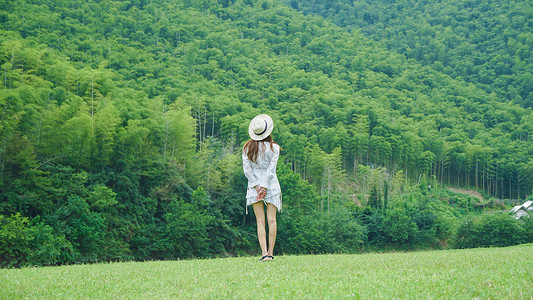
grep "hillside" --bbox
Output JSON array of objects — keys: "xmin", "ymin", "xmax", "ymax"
[
  {"xmin": 287, "ymin": 0, "xmax": 533, "ymax": 199},
  {"xmin": 0, "ymin": 0, "xmax": 532, "ymax": 266},
  {"xmin": 288, "ymin": 0, "xmax": 532, "ymax": 108}
]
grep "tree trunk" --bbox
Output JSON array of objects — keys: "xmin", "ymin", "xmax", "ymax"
[
  {"xmin": 163, "ymin": 105, "xmax": 168, "ymax": 157},
  {"xmin": 493, "ymin": 166, "xmax": 497, "ymax": 197},
  {"xmin": 475, "ymin": 160, "xmax": 479, "ymax": 190},
  {"xmin": 353, "ymin": 153, "xmax": 358, "ymax": 176},
  {"xmin": 91, "ymin": 75, "xmax": 94, "ymax": 135},
  {"xmin": 203, "ymin": 107, "xmax": 207, "ymax": 143},
  {"xmin": 320, "ymin": 167, "xmax": 326, "ymax": 212},
  {"xmin": 327, "ymin": 167, "xmax": 331, "ymax": 213},
  {"xmin": 509, "ymin": 178, "xmax": 512, "ymax": 199},
  {"xmin": 500, "ymin": 177, "xmax": 505, "ymax": 198},
  {"xmin": 448, "ymin": 162, "xmax": 452, "ymax": 185},
  {"xmin": 517, "ymin": 174, "xmax": 521, "ymax": 199},
  {"xmin": 212, "ymin": 112, "xmax": 215, "ymax": 137}
]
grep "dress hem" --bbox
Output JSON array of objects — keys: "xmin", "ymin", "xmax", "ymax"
[{"xmin": 245, "ymin": 193, "xmax": 282, "ymax": 214}]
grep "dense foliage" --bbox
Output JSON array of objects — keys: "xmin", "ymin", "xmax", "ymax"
[
  {"xmin": 453, "ymin": 212, "xmax": 528, "ymax": 248},
  {"xmin": 0, "ymin": 0, "xmax": 531, "ymax": 266},
  {"xmin": 288, "ymin": 0, "xmax": 533, "ymax": 199},
  {"xmin": 288, "ymin": 0, "xmax": 532, "ymax": 108}
]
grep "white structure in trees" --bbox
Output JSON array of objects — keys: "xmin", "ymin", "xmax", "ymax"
[{"xmin": 510, "ymin": 200, "xmax": 533, "ymax": 219}]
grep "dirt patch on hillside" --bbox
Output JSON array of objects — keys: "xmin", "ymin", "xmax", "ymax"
[{"xmin": 448, "ymin": 187, "xmax": 484, "ymax": 202}]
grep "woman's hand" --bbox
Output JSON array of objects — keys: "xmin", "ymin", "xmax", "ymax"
[{"xmin": 255, "ymin": 186, "xmax": 267, "ymax": 201}]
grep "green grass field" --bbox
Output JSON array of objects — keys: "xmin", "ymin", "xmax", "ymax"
[{"xmin": 2, "ymin": 244, "xmax": 532, "ymax": 299}]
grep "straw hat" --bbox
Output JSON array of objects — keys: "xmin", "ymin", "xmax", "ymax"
[{"xmin": 248, "ymin": 114, "xmax": 274, "ymax": 141}]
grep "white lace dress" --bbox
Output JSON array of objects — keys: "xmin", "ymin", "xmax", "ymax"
[{"xmin": 242, "ymin": 142, "xmax": 282, "ymax": 213}]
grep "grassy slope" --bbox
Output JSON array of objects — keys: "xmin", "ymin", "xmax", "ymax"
[{"xmin": 2, "ymin": 244, "xmax": 532, "ymax": 299}]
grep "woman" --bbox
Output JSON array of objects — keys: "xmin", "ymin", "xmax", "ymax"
[{"xmin": 242, "ymin": 114, "xmax": 282, "ymax": 262}]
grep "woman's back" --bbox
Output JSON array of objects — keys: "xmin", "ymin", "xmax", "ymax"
[{"xmin": 246, "ymin": 142, "xmax": 280, "ymax": 169}]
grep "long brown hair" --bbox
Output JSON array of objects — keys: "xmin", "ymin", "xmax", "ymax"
[{"xmin": 243, "ymin": 135, "xmax": 280, "ymax": 163}]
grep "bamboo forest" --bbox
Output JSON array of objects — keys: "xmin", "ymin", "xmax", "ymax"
[{"xmin": 1, "ymin": 0, "xmax": 532, "ymax": 267}]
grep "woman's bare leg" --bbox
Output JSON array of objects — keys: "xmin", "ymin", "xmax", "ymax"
[
  {"xmin": 266, "ymin": 203, "xmax": 277, "ymax": 257},
  {"xmin": 252, "ymin": 201, "xmax": 268, "ymax": 258}
]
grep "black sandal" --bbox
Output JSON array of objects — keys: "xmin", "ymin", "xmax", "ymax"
[
  {"xmin": 259, "ymin": 255, "xmax": 269, "ymax": 261},
  {"xmin": 268, "ymin": 256, "xmax": 274, "ymax": 260}
]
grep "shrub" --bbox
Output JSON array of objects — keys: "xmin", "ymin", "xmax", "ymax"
[
  {"xmin": 278, "ymin": 209, "xmax": 366, "ymax": 254},
  {"xmin": 520, "ymin": 214, "xmax": 533, "ymax": 243},
  {"xmin": 164, "ymin": 199, "xmax": 214, "ymax": 259},
  {"xmin": 361, "ymin": 210, "xmax": 387, "ymax": 247},
  {"xmin": 453, "ymin": 213, "xmax": 526, "ymax": 248},
  {"xmin": 54, "ymin": 195, "xmax": 106, "ymax": 262},
  {"xmin": 0, "ymin": 213, "xmax": 74, "ymax": 267},
  {"xmin": 383, "ymin": 208, "xmax": 419, "ymax": 245}
]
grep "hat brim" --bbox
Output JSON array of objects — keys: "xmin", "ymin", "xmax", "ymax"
[{"xmin": 248, "ymin": 114, "xmax": 274, "ymax": 141}]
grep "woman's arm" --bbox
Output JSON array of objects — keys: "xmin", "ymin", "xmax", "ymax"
[{"xmin": 242, "ymin": 150, "xmax": 258, "ymax": 187}]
